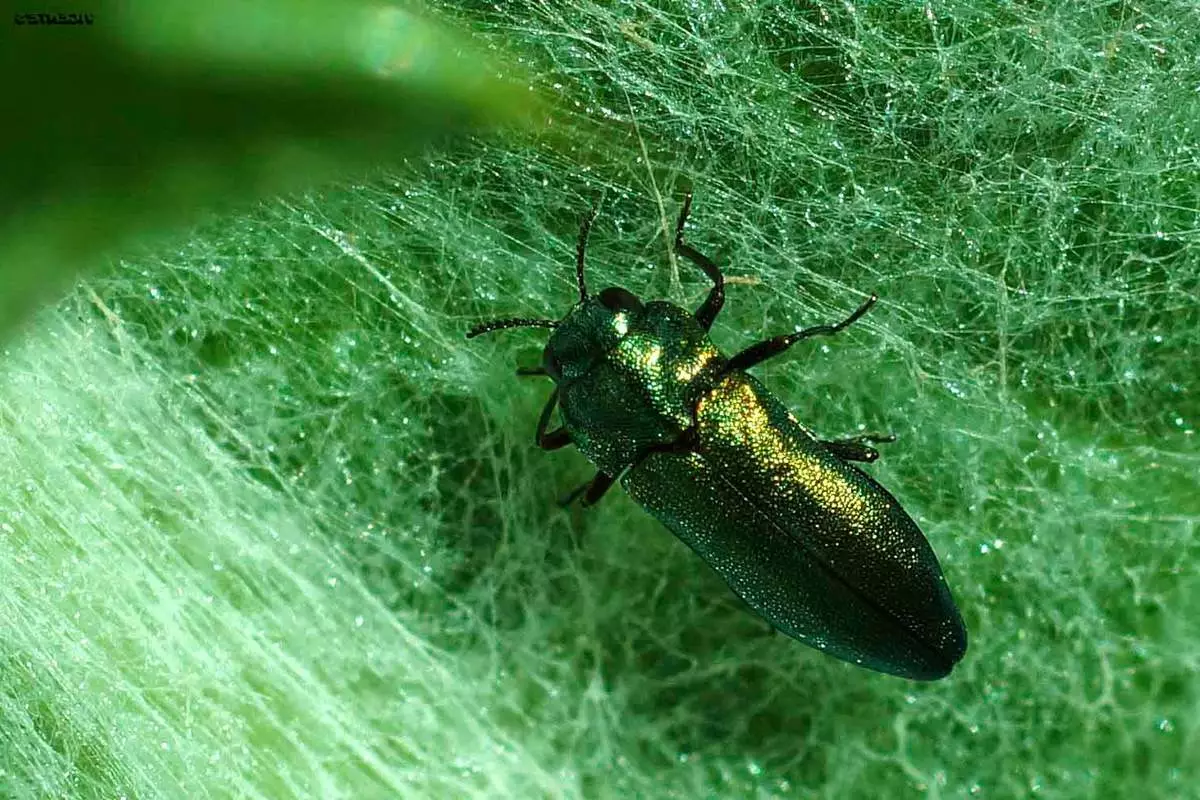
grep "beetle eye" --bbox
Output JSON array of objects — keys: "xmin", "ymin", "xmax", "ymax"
[{"xmin": 598, "ymin": 287, "xmax": 643, "ymax": 312}]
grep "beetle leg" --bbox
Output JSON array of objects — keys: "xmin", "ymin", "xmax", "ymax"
[
  {"xmin": 559, "ymin": 481, "xmax": 588, "ymax": 507},
  {"xmin": 822, "ymin": 433, "xmax": 897, "ymax": 463},
  {"xmin": 564, "ymin": 430, "xmax": 700, "ymax": 508},
  {"xmin": 560, "ymin": 471, "xmax": 616, "ymax": 507},
  {"xmin": 673, "ymin": 193, "xmax": 726, "ymax": 331},
  {"xmin": 517, "ymin": 366, "xmax": 547, "ymax": 377},
  {"xmin": 582, "ymin": 472, "xmax": 616, "ymax": 505},
  {"xmin": 535, "ymin": 389, "xmax": 571, "ymax": 450},
  {"xmin": 725, "ymin": 294, "xmax": 878, "ymax": 373},
  {"xmin": 624, "ymin": 427, "xmax": 702, "ymax": 470},
  {"xmin": 565, "ymin": 430, "xmax": 698, "ymax": 509}
]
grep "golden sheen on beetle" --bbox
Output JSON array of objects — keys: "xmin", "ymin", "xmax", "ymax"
[{"xmin": 467, "ymin": 196, "xmax": 968, "ymax": 680}]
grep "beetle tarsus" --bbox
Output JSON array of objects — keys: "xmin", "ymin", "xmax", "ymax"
[{"xmin": 822, "ymin": 433, "xmax": 897, "ymax": 463}]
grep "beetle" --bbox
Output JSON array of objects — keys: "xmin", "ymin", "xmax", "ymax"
[{"xmin": 467, "ymin": 195, "xmax": 968, "ymax": 680}]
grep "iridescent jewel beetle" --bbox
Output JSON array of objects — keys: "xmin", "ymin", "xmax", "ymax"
[{"xmin": 467, "ymin": 196, "xmax": 968, "ymax": 679}]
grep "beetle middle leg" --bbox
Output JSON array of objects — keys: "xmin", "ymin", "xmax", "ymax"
[
  {"xmin": 725, "ymin": 294, "xmax": 878, "ymax": 373},
  {"xmin": 559, "ymin": 471, "xmax": 616, "ymax": 507},
  {"xmin": 535, "ymin": 389, "xmax": 571, "ymax": 450},
  {"xmin": 822, "ymin": 433, "xmax": 897, "ymax": 463},
  {"xmin": 673, "ymin": 193, "xmax": 725, "ymax": 331},
  {"xmin": 562, "ymin": 429, "xmax": 699, "ymax": 508}
]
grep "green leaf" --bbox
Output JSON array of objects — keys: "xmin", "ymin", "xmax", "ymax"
[{"xmin": 1, "ymin": 0, "xmax": 544, "ymax": 335}]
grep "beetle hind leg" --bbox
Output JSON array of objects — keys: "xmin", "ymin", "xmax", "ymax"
[{"xmin": 821, "ymin": 433, "xmax": 897, "ymax": 463}]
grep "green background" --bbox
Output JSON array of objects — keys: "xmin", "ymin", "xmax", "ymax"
[{"xmin": 2, "ymin": 1, "xmax": 1197, "ymax": 797}]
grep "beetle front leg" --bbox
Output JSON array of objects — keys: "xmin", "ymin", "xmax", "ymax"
[
  {"xmin": 673, "ymin": 193, "xmax": 725, "ymax": 331},
  {"xmin": 822, "ymin": 433, "xmax": 897, "ymax": 463},
  {"xmin": 535, "ymin": 389, "xmax": 571, "ymax": 450},
  {"xmin": 725, "ymin": 294, "xmax": 878, "ymax": 372}
]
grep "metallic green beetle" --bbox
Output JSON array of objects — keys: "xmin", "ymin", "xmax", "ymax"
[{"xmin": 467, "ymin": 196, "xmax": 967, "ymax": 680}]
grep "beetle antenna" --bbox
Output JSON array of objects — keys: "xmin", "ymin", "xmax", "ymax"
[
  {"xmin": 576, "ymin": 205, "xmax": 599, "ymax": 302},
  {"xmin": 466, "ymin": 317, "xmax": 558, "ymax": 339}
]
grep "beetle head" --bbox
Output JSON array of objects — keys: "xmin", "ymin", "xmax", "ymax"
[
  {"xmin": 466, "ymin": 206, "xmax": 648, "ymax": 385},
  {"xmin": 542, "ymin": 286, "xmax": 643, "ymax": 381}
]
